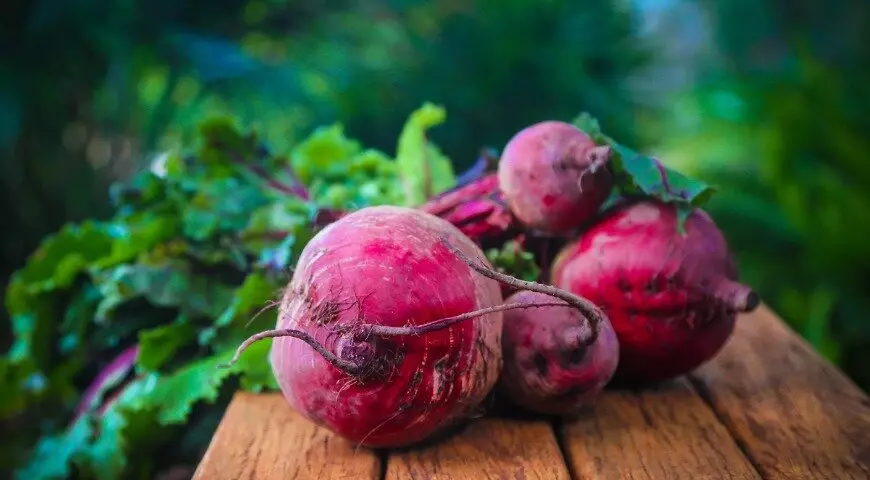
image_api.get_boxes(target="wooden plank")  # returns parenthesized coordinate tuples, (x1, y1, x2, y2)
(192, 392, 381, 480)
(386, 418, 570, 479)
(560, 378, 760, 479)
(691, 304, 870, 479)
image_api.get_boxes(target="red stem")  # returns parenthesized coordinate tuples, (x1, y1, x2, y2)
(440, 237, 606, 345)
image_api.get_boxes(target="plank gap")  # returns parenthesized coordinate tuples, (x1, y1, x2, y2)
(558, 380, 760, 479)
(375, 448, 389, 480)
(689, 375, 765, 476)
(551, 415, 582, 480)
(385, 417, 570, 479)
(192, 393, 382, 480)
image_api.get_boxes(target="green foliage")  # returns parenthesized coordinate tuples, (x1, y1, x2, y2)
(1, 105, 456, 478)
(395, 102, 456, 206)
(654, 3, 870, 388)
(486, 240, 541, 283)
(573, 112, 716, 230)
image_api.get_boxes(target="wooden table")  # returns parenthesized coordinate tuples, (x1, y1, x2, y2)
(193, 304, 870, 479)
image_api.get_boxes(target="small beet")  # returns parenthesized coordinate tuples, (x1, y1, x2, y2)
(498, 290, 619, 415)
(551, 199, 759, 384)
(498, 121, 614, 235)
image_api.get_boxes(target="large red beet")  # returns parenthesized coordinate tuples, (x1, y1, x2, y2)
(551, 200, 759, 383)
(268, 206, 504, 448)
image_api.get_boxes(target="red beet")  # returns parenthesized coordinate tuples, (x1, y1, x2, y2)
(550, 200, 759, 384)
(498, 290, 619, 415)
(498, 121, 614, 235)
(250, 206, 505, 448)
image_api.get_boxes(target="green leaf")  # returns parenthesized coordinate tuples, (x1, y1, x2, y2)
(290, 123, 361, 185)
(92, 260, 235, 322)
(137, 322, 197, 372)
(181, 177, 270, 241)
(7, 221, 113, 302)
(4, 221, 114, 366)
(215, 271, 281, 328)
(572, 112, 604, 139)
(395, 102, 456, 206)
(58, 283, 102, 355)
(121, 352, 236, 426)
(95, 216, 180, 269)
(573, 111, 717, 231)
(79, 407, 130, 480)
(228, 338, 279, 392)
(198, 115, 254, 158)
(14, 416, 93, 480)
(486, 240, 541, 282)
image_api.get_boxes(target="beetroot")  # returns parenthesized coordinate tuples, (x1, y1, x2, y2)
(498, 290, 619, 415)
(550, 199, 759, 384)
(232, 205, 505, 448)
(498, 121, 614, 235)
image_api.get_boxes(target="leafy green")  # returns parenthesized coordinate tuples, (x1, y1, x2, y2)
(3, 107, 458, 478)
(15, 416, 94, 480)
(395, 102, 456, 206)
(137, 322, 197, 372)
(486, 239, 541, 282)
(573, 112, 717, 231)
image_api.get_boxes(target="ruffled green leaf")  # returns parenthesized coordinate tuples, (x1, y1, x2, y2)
(395, 102, 456, 206)
(573, 111, 717, 231)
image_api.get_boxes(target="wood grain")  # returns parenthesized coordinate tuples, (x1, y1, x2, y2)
(385, 418, 570, 479)
(691, 304, 870, 479)
(560, 378, 760, 480)
(192, 392, 381, 480)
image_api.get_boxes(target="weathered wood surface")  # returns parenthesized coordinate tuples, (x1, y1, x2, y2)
(386, 418, 569, 479)
(691, 304, 870, 479)
(194, 305, 870, 479)
(191, 393, 381, 480)
(561, 378, 759, 479)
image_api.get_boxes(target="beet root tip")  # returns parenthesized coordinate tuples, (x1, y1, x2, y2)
(740, 289, 761, 313)
(717, 279, 760, 313)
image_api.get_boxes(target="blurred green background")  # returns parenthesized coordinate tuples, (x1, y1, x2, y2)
(2, 0, 868, 477)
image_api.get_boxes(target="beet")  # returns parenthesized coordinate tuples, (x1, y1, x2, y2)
(498, 290, 619, 415)
(232, 206, 505, 448)
(550, 199, 759, 384)
(498, 121, 614, 235)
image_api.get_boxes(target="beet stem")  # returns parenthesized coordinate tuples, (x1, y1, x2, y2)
(439, 237, 607, 345)
(366, 302, 569, 336)
(221, 328, 362, 374)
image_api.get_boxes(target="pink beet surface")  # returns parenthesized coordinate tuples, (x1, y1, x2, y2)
(498, 290, 619, 415)
(420, 173, 515, 243)
(498, 121, 613, 235)
(550, 199, 759, 384)
(268, 205, 504, 448)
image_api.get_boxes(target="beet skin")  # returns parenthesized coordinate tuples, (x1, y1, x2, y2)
(551, 200, 759, 384)
(498, 290, 619, 415)
(270, 205, 504, 448)
(498, 121, 613, 235)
